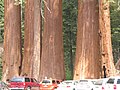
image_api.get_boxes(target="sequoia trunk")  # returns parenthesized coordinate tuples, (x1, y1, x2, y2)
(21, 0, 41, 79)
(33, 0, 41, 80)
(74, 0, 100, 79)
(99, 0, 116, 77)
(40, 0, 65, 80)
(3, 0, 21, 81)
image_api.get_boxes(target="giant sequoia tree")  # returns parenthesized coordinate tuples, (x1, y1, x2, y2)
(74, 0, 100, 79)
(40, 0, 65, 80)
(21, 0, 41, 80)
(99, 0, 116, 77)
(33, 0, 41, 80)
(2, 0, 22, 81)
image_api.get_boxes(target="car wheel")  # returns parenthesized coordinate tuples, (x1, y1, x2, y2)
(26, 86, 31, 90)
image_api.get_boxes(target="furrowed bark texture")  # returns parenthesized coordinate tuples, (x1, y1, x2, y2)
(40, 0, 65, 80)
(74, 0, 100, 79)
(99, 0, 116, 77)
(3, 0, 21, 81)
(32, 0, 41, 80)
(21, 0, 41, 79)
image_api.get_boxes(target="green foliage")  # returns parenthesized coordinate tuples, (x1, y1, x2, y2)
(0, 0, 4, 43)
(21, 0, 25, 48)
(110, 1, 120, 63)
(0, 57, 2, 80)
(62, 0, 78, 79)
(14, 0, 22, 5)
(65, 67, 72, 80)
(0, 0, 4, 80)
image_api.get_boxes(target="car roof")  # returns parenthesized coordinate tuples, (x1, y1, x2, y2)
(61, 80, 78, 83)
(11, 76, 35, 79)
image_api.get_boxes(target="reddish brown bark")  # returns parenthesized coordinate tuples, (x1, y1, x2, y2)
(40, 0, 65, 80)
(33, 0, 41, 80)
(21, 0, 41, 80)
(74, 0, 100, 79)
(21, 0, 34, 77)
(2, 0, 21, 81)
(99, 0, 116, 77)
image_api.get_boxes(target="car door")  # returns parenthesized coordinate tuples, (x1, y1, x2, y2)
(31, 78, 40, 87)
(25, 78, 31, 87)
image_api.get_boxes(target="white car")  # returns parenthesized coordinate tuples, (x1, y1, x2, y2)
(76, 79, 96, 90)
(56, 80, 78, 90)
(93, 78, 108, 90)
(103, 76, 120, 90)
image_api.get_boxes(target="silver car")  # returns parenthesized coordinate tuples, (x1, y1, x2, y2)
(103, 76, 120, 90)
(93, 78, 108, 90)
(76, 79, 96, 90)
(57, 80, 78, 90)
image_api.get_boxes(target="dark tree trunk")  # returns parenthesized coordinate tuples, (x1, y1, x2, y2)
(40, 0, 65, 80)
(21, 0, 34, 77)
(32, 0, 41, 80)
(99, 0, 116, 77)
(2, 0, 22, 81)
(21, 0, 41, 80)
(74, 0, 100, 79)
(69, 31, 73, 77)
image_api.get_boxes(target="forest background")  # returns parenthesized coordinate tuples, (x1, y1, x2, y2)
(0, 0, 120, 80)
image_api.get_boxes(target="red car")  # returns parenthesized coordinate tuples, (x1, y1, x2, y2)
(9, 76, 40, 90)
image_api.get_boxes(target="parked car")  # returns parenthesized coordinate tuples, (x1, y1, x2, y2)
(93, 78, 108, 90)
(103, 76, 120, 90)
(0, 81, 9, 90)
(40, 78, 61, 90)
(9, 76, 40, 90)
(56, 80, 78, 90)
(76, 79, 96, 90)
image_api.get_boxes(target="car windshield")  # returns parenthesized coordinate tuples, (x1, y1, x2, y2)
(11, 77, 24, 82)
(92, 81, 96, 84)
(107, 78, 115, 84)
(94, 80, 103, 85)
(117, 79, 120, 84)
(79, 80, 94, 85)
(79, 80, 88, 83)
(42, 80, 51, 84)
(63, 82, 72, 84)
